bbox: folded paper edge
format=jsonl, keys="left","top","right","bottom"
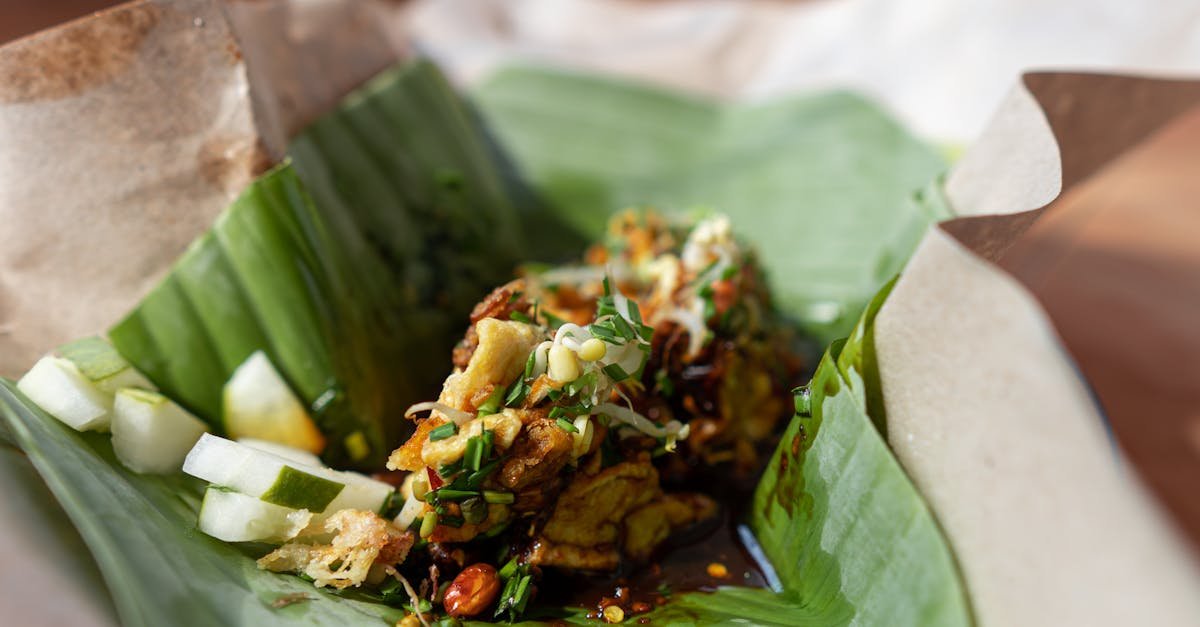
{"left": 878, "top": 71, "right": 1200, "bottom": 625}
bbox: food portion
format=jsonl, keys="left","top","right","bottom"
{"left": 15, "top": 212, "right": 801, "bottom": 623}
{"left": 241, "top": 211, "right": 797, "bottom": 619}
{"left": 248, "top": 212, "right": 799, "bottom": 621}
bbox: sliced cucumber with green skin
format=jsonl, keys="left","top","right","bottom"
{"left": 198, "top": 487, "right": 312, "bottom": 543}
{"left": 184, "top": 434, "right": 344, "bottom": 511}
{"left": 312, "top": 470, "right": 396, "bottom": 524}
{"left": 59, "top": 336, "right": 155, "bottom": 394}
{"left": 237, "top": 438, "right": 325, "bottom": 468}
{"left": 17, "top": 356, "right": 112, "bottom": 431}
{"left": 223, "top": 351, "right": 325, "bottom": 454}
{"left": 183, "top": 434, "right": 393, "bottom": 515}
{"left": 111, "top": 388, "right": 208, "bottom": 474}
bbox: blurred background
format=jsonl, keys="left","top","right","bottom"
{"left": 5, "top": 0, "right": 1200, "bottom": 142}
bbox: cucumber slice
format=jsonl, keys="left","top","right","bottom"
{"left": 17, "top": 356, "right": 112, "bottom": 431}
{"left": 58, "top": 336, "right": 155, "bottom": 394}
{"left": 111, "top": 388, "right": 209, "bottom": 474}
{"left": 198, "top": 487, "right": 312, "bottom": 543}
{"left": 183, "top": 434, "right": 344, "bottom": 512}
{"left": 223, "top": 351, "right": 325, "bottom": 454}
{"left": 313, "top": 470, "right": 395, "bottom": 523}
{"left": 237, "top": 438, "right": 325, "bottom": 468}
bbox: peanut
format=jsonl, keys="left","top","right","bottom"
{"left": 442, "top": 563, "right": 500, "bottom": 618}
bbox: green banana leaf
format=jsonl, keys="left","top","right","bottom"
{"left": 471, "top": 67, "right": 950, "bottom": 344}
{"left": 0, "top": 60, "right": 968, "bottom": 626}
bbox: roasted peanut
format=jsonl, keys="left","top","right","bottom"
{"left": 442, "top": 563, "right": 500, "bottom": 618}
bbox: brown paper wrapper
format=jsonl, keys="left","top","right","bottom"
{"left": 0, "top": 0, "right": 407, "bottom": 377}
{"left": 878, "top": 75, "right": 1200, "bottom": 625}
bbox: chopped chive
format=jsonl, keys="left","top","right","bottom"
{"left": 428, "top": 422, "right": 458, "bottom": 441}
{"left": 512, "top": 575, "right": 533, "bottom": 613}
{"left": 556, "top": 417, "right": 579, "bottom": 433}
{"left": 419, "top": 511, "right": 437, "bottom": 538}
{"left": 431, "top": 488, "right": 477, "bottom": 502}
{"left": 504, "top": 379, "right": 528, "bottom": 407}
{"left": 523, "top": 350, "right": 536, "bottom": 380}
{"left": 465, "top": 436, "right": 484, "bottom": 471}
{"left": 466, "top": 458, "right": 501, "bottom": 489}
{"left": 484, "top": 490, "right": 515, "bottom": 504}
{"left": 481, "top": 429, "right": 495, "bottom": 459}
{"left": 476, "top": 387, "right": 504, "bottom": 416}
{"left": 602, "top": 363, "right": 629, "bottom": 381}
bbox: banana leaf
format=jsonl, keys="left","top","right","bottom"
{"left": 471, "top": 67, "right": 950, "bottom": 344}
{"left": 0, "top": 60, "right": 968, "bottom": 625}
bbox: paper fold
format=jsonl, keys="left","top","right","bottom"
{"left": 0, "top": 0, "right": 406, "bottom": 377}
{"left": 878, "top": 73, "right": 1200, "bottom": 626}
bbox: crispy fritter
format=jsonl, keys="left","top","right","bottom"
{"left": 258, "top": 510, "right": 414, "bottom": 589}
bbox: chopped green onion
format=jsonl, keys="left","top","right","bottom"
{"left": 439, "top": 514, "right": 464, "bottom": 528}
{"left": 476, "top": 388, "right": 504, "bottom": 416}
{"left": 498, "top": 557, "right": 519, "bottom": 580}
{"left": 461, "top": 497, "right": 488, "bottom": 524}
{"left": 507, "top": 291, "right": 524, "bottom": 304}
{"left": 420, "top": 511, "right": 437, "bottom": 538}
{"left": 481, "top": 429, "right": 495, "bottom": 459}
{"left": 508, "top": 311, "right": 532, "bottom": 324}
{"left": 588, "top": 324, "right": 619, "bottom": 343}
{"left": 431, "top": 488, "right": 477, "bottom": 502}
{"left": 512, "top": 574, "right": 533, "bottom": 613}
{"left": 793, "top": 385, "right": 812, "bottom": 417}
{"left": 556, "top": 417, "right": 579, "bottom": 433}
{"left": 602, "top": 363, "right": 630, "bottom": 381}
{"left": 428, "top": 422, "right": 458, "bottom": 441}
{"left": 504, "top": 379, "right": 528, "bottom": 407}
{"left": 464, "top": 436, "right": 483, "bottom": 472}
{"left": 523, "top": 350, "right": 536, "bottom": 380}
{"left": 484, "top": 490, "right": 515, "bottom": 504}
{"left": 466, "top": 458, "right": 501, "bottom": 489}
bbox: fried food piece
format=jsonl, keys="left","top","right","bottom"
{"left": 440, "top": 318, "right": 543, "bottom": 412}
{"left": 623, "top": 493, "right": 718, "bottom": 561}
{"left": 453, "top": 281, "right": 530, "bottom": 369}
{"left": 528, "top": 461, "right": 718, "bottom": 570}
{"left": 499, "top": 418, "right": 574, "bottom": 492}
{"left": 258, "top": 510, "right": 414, "bottom": 588}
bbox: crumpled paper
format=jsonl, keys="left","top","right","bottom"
{"left": 878, "top": 76, "right": 1200, "bottom": 626}
{"left": 2, "top": 2, "right": 1200, "bottom": 626}
{"left": 0, "top": 0, "right": 407, "bottom": 377}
